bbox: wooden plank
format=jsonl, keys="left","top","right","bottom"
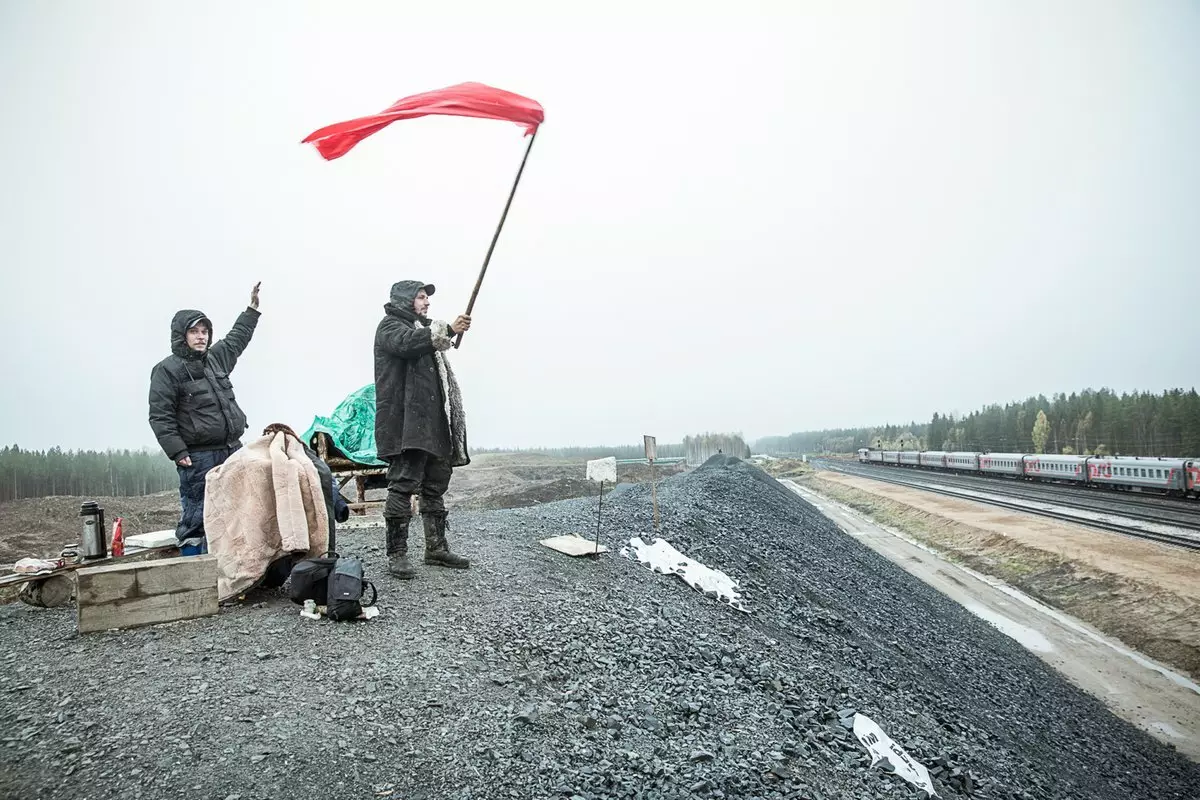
{"left": 75, "top": 569, "right": 137, "bottom": 605}
{"left": 77, "top": 587, "right": 217, "bottom": 634}
{"left": 76, "top": 555, "right": 216, "bottom": 605}
{"left": 0, "top": 546, "right": 177, "bottom": 590}
{"left": 134, "top": 556, "right": 217, "bottom": 596}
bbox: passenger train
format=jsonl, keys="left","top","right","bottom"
{"left": 855, "top": 448, "right": 1200, "bottom": 499}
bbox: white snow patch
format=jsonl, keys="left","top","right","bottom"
{"left": 621, "top": 536, "right": 748, "bottom": 613}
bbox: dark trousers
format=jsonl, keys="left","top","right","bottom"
{"left": 176, "top": 445, "right": 240, "bottom": 547}
{"left": 384, "top": 450, "right": 453, "bottom": 519}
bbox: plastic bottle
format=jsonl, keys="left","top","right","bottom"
{"left": 110, "top": 517, "right": 125, "bottom": 558}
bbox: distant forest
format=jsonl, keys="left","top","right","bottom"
{"left": 755, "top": 388, "right": 1200, "bottom": 458}
{"left": 474, "top": 432, "right": 751, "bottom": 465}
{"left": 0, "top": 447, "right": 179, "bottom": 504}
{"left": 1, "top": 433, "right": 751, "bottom": 504}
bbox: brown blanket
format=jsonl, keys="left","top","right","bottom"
{"left": 203, "top": 432, "right": 330, "bottom": 600}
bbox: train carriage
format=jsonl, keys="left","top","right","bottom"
{"left": 978, "top": 452, "right": 1024, "bottom": 477}
{"left": 946, "top": 452, "right": 980, "bottom": 472}
{"left": 1087, "top": 456, "right": 1188, "bottom": 495}
{"left": 919, "top": 451, "right": 948, "bottom": 468}
{"left": 854, "top": 447, "right": 1199, "bottom": 499}
{"left": 1023, "top": 453, "right": 1088, "bottom": 484}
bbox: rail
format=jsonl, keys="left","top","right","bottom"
{"left": 817, "top": 460, "right": 1200, "bottom": 552}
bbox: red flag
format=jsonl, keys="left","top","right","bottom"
{"left": 302, "top": 81, "right": 544, "bottom": 161}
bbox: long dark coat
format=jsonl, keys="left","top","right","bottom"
{"left": 373, "top": 281, "right": 469, "bottom": 466}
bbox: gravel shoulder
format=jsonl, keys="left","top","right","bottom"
{"left": 787, "top": 478, "right": 1200, "bottom": 761}
{"left": 808, "top": 471, "right": 1200, "bottom": 681}
{"left": 2, "top": 459, "right": 1198, "bottom": 800}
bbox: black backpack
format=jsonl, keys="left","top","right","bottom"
{"left": 326, "top": 556, "right": 377, "bottom": 622}
{"left": 288, "top": 552, "right": 340, "bottom": 606}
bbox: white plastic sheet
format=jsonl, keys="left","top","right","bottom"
{"left": 852, "top": 713, "right": 938, "bottom": 796}
{"left": 620, "top": 536, "right": 748, "bottom": 612}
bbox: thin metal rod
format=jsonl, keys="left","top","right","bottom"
{"left": 595, "top": 480, "right": 604, "bottom": 554}
{"left": 454, "top": 130, "right": 539, "bottom": 349}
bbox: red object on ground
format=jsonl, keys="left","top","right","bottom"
{"left": 110, "top": 517, "right": 124, "bottom": 558}
{"left": 302, "top": 82, "right": 544, "bottom": 161}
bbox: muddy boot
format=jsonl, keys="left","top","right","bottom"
{"left": 423, "top": 514, "right": 470, "bottom": 569}
{"left": 385, "top": 516, "right": 416, "bottom": 579}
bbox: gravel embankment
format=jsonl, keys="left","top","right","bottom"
{"left": 1, "top": 457, "right": 1196, "bottom": 800}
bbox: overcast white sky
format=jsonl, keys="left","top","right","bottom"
{"left": 1, "top": 1, "right": 1196, "bottom": 453}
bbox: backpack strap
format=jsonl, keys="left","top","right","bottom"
{"left": 361, "top": 581, "right": 378, "bottom": 607}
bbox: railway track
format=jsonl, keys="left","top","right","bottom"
{"left": 816, "top": 460, "right": 1200, "bottom": 552}
{"left": 825, "top": 460, "right": 1200, "bottom": 527}
{"left": 895, "top": 468, "right": 1200, "bottom": 516}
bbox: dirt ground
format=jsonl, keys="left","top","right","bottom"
{"left": 802, "top": 470, "right": 1200, "bottom": 682}
{"left": 0, "top": 454, "right": 685, "bottom": 564}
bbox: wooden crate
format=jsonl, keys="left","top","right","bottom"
{"left": 75, "top": 555, "right": 218, "bottom": 634}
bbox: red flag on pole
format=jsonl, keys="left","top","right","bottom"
{"left": 302, "top": 81, "right": 544, "bottom": 160}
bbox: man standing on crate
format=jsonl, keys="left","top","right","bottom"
{"left": 374, "top": 280, "right": 472, "bottom": 578}
{"left": 148, "top": 283, "right": 262, "bottom": 555}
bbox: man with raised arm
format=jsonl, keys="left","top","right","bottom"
{"left": 148, "top": 283, "right": 262, "bottom": 555}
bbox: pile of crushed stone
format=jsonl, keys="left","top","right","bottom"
{"left": 1, "top": 458, "right": 1196, "bottom": 800}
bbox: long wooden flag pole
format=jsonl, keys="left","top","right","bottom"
{"left": 454, "top": 130, "right": 539, "bottom": 349}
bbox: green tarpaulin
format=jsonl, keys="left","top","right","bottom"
{"left": 302, "top": 384, "right": 386, "bottom": 466}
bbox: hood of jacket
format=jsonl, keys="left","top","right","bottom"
{"left": 170, "top": 309, "right": 213, "bottom": 360}
{"left": 384, "top": 280, "right": 436, "bottom": 326}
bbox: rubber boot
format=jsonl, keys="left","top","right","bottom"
{"left": 385, "top": 516, "right": 415, "bottom": 579}
{"left": 423, "top": 514, "right": 470, "bottom": 569}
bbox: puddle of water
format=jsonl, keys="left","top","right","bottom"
{"left": 962, "top": 604, "right": 1055, "bottom": 653}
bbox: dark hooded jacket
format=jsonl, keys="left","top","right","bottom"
{"left": 148, "top": 307, "right": 260, "bottom": 462}
{"left": 373, "top": 280, "right": 468, "bottom": 465}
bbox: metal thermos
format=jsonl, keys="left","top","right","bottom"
{"left": 80, "top": 501, "right": 107, "bottom": 560}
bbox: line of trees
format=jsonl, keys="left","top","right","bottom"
{"left": 755, "top": 424, "right": 924, "bottom": 456}
{"left": 682, "top": 432, "right": 751, "bottom": 465}
{"left": 2, "top": 432, "right": 755, "bottom": 505}
{"left": 473, "top": 432, "right": 751, "bottom": 464}
{"left": 756, "top": 387, "right": 1200, "bottom": 458}
{"left": 471, "top": 442, "right": 686, "bottom": 460}
{"left": 0, "top": 446, "right": 179, "bottom": 503}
